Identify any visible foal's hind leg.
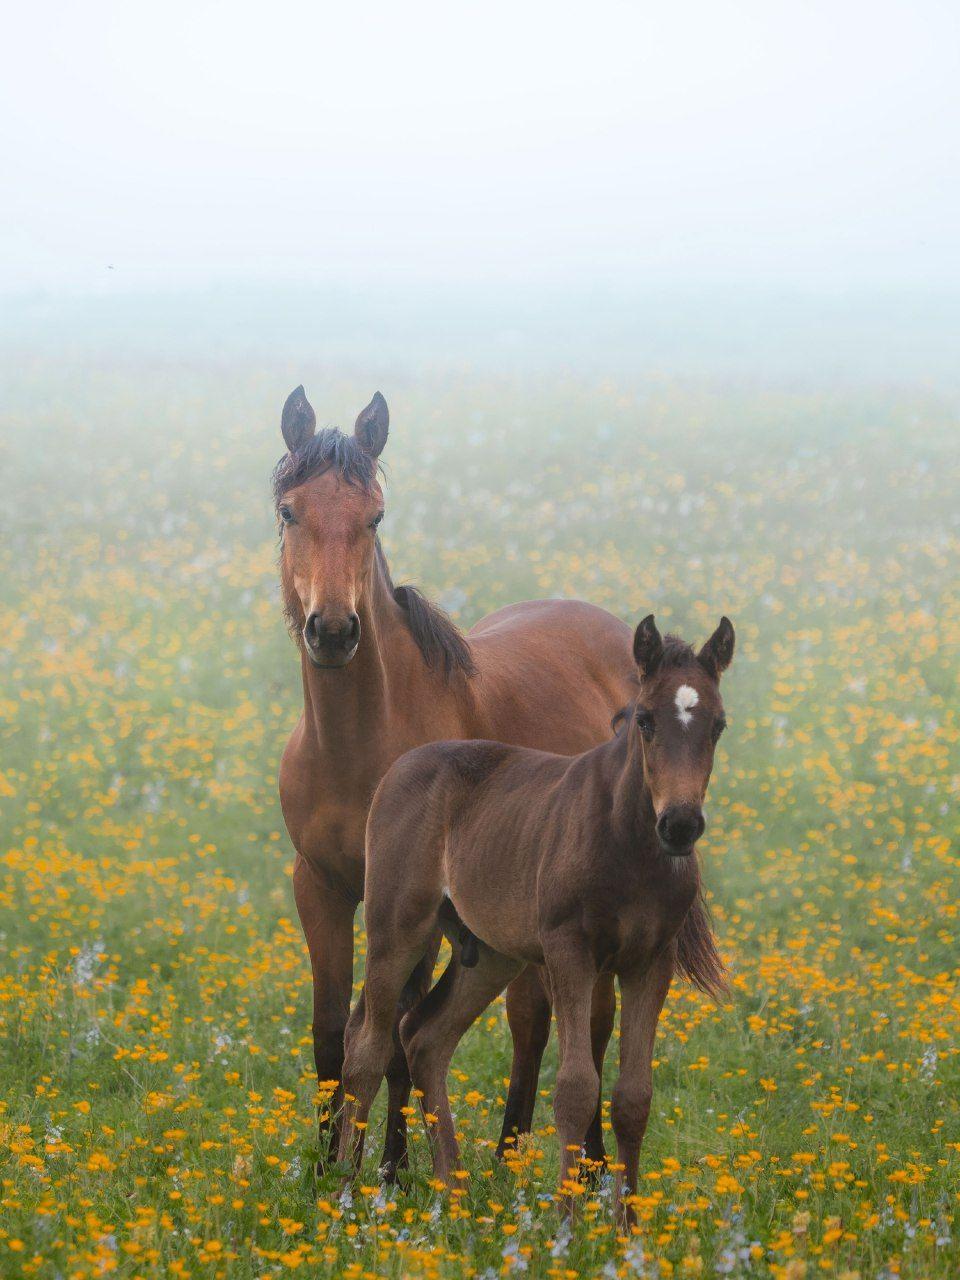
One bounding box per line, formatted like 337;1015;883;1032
403;946;524;1185
380;936;440;1182
338;924;435;1175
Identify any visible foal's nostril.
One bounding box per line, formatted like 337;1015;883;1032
345;612;361;647
657;807;705;851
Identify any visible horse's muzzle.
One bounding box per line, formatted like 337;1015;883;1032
303;611;361;667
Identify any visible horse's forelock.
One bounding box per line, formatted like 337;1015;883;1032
272;428;378;505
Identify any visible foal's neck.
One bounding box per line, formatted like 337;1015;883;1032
607;730;658;850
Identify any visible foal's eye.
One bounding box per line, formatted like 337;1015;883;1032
636;710;655;738
278;505;295;526
712;716;727;742
370;512;384;531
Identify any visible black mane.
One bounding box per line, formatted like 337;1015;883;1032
273;431;475;682
376;545;476;680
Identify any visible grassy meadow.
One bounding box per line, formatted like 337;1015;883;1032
1;360;959;1278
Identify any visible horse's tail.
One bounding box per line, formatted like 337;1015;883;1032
675;887;727;1002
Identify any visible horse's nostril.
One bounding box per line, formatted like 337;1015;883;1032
303;611;360;653
303;612;321;646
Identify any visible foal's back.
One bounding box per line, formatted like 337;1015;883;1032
366;736;604;964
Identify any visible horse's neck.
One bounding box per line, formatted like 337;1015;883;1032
299;555;415;760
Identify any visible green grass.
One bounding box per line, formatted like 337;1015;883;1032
1;362;958;1278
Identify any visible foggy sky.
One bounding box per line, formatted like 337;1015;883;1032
2;0;959;296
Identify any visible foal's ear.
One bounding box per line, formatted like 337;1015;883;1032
354;392;389;458
280;385;317;453
633;614;664;678
698;616;735;678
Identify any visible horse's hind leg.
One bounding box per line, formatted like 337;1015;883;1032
403;946;523;1185
497;965;552;1157
380;934;441;1182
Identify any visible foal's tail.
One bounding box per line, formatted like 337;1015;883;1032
676;889;727;1002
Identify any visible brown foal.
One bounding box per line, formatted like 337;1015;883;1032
276;386;647;1176
338;614;733;1220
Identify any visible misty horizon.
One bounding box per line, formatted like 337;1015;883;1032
3;0;960;302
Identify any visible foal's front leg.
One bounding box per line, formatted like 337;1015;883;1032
544;942;600;1211
498;967;552;1157
500;967;616;1166
611;950;674;1226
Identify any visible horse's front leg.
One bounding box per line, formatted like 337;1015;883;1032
293;854;357;1162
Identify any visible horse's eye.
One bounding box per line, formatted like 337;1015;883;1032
278;505;295;526
370;512;384;530
636;710;655;738
712;716;727;742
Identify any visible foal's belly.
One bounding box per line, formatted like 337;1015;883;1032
446;866;543;966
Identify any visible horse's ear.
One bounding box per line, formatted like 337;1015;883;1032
698;616;735;678
354;392;389;458
633;614;663;678
281;385;316;453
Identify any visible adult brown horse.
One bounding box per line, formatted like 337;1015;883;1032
274;386;711;1176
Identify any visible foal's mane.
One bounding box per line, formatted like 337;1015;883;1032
273;430;476;681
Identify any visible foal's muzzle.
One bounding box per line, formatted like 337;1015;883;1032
656;805;705;856
303;611;361;667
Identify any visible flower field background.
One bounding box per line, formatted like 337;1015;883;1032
1;361;959;1278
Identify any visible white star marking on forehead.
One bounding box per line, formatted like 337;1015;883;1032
674;684;699;727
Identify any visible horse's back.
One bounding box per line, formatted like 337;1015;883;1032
470;597;628;642
468;599;635;753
